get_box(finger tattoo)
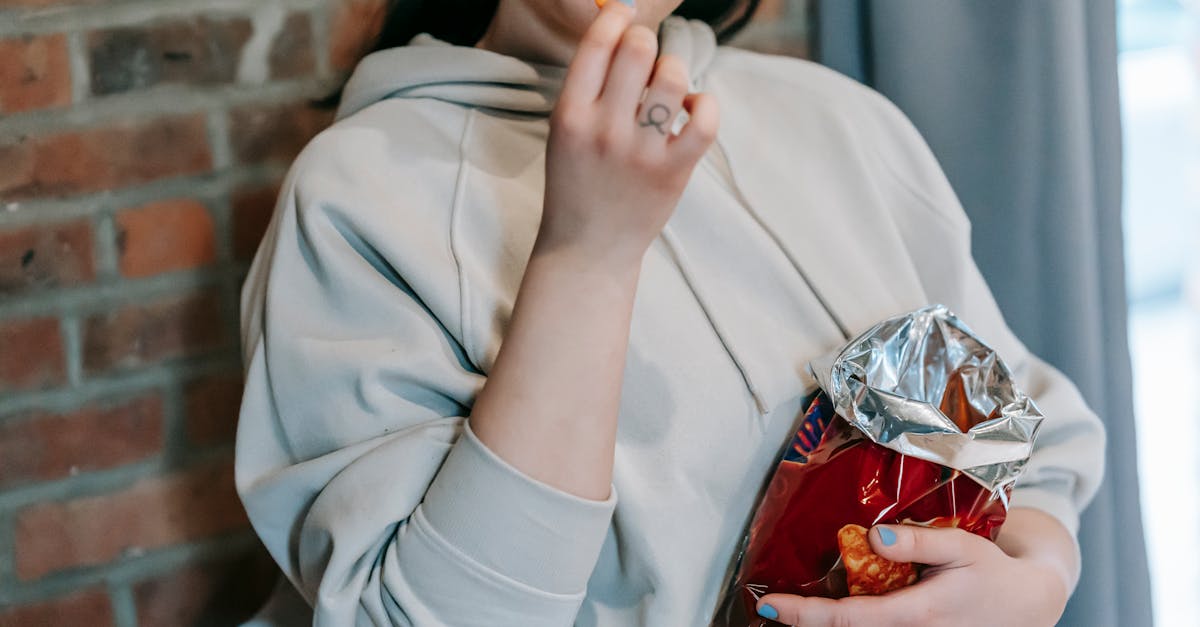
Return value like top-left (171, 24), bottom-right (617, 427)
top-left (638, 103), bottom-right (672, 135)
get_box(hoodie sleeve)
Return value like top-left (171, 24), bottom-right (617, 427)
top-left (234, 129), bottom-right (615, 627)
top-left (855, 91), bottom-right (1107, 541)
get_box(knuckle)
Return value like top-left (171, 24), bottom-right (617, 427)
top-left (576, 36), bottom-right (609, 60)
top-left (941, 527), bottom-right (973, 553)
top-left (594, 127), bottom-right (626, 155)
top-left (578, 34), bottom-right (606, 53)
top-left (692, 117), bottom-right (718, 142)
top-left (654, 56), bottom-right (690, 92)
top-left (658, 73), bottom-right (690, 96)
top-left (550, 105), bottom-right (588, 137)
top-left (664, 164), bottom-right (691, 186)
top-left (581, 20), bottom-right (621, 50)
top-left (620, 26), bottom-right (659, 60)
top-left (908, 531), bottom-right (934, 557)
top-left (629, 149), bottom-right (658, 170)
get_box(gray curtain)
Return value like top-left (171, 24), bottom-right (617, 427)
top-left (814, 1), bottom-right (1153, 626)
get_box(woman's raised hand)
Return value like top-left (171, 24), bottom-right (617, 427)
top-left (536, 1), bottom-right (720, 268)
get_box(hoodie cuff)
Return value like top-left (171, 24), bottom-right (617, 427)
top-left (415, 422), bottom-right (617, 595)
top-left (1009, 485), bottom-right (1081, 538)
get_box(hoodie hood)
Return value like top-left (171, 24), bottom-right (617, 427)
top-left (334, 15), bottom-right (780, 415)
top-left (336, 16), bottom-right (718, 121)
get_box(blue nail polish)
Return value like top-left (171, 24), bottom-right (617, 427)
top-left (620, 0), bottom-right (635, 6)
top-left (877, 526), bottom-right (897, 546)
top-left (757, 604), bottom-right (779, 620)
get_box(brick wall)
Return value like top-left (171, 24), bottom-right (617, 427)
top-left (0, 0), bottom-right (809, 624)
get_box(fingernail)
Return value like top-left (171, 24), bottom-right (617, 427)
top-left (620, 0), bottom-right (636, 6)
top-left (757, 604), bottom-right (779, 620)
top-left (877, 526), bottom-right (897, 546)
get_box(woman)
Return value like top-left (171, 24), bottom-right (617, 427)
top-left (236, 1), bottom-right (1106, 625)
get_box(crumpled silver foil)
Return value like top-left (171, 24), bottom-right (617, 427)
top-left (810, 304), bottom-right (1043, 493)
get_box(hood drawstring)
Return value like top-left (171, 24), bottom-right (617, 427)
top-left (659, 227), bottom-right (772, 416)
top-left (657, 139), bottom-right (854, 420)
top-left (707, 140), bottom-right (853, 342)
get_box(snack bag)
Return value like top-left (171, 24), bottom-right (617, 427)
top-left (715, 305), bottom-right (1043, 625)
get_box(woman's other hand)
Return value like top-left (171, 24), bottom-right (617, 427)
top-left (538, 0), bottom-right (720, 268)
top-left (755, 508), bottom-right (1078, 626)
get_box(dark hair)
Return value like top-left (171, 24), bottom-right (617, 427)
top-left (319, 0), bottom-right (761, 107)
top-left (373, 0), bottom-right (762, 50)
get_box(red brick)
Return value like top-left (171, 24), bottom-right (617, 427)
top-left (0, 317), bottom-right (65, 393)
top-left (0, 34), bottom-right (71, 114)
top-left (270, 13), bottom-right (316, 80)
top-left (115, 199), bottom-right (216, 278)
top-left (231, 182), bottom-right (280, 261)
top-left (14, 458), bottom-right (249, 581)
top-left (0, 114), bottom-right (212, 201)
top-left (87, 17), bottom-right (253, 96)
top-left (185, 373), bottom-right (243, 446)
top-left (0, 219), bottom-right (95, 294)
top-left (82, 290), bottom-right (226, 374)
top-left (329, 0), bottom-right (388, 71)
top-left (228, 102), bottom-right (332, 165)
top-left (0, 141), bottom-right (36, 199)
top-left (0, 394), bottom-right (164, 489)
top-left (134, 546), bottom-right (277, 627)
top-left (0, 587), bottom-right (114, 627)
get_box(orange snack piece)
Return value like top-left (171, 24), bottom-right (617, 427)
top-left (837, 524), bottom-right (918, 596)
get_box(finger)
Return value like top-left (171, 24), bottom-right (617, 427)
top-left (670, 92), bottom-right (719, 160)
top-left (756, 593), bottom-right (907, 627)
top-left (560, 1), bottom-right (637, 105)
top-left (598, 25), bottom-right (659, 115)
top-left (870, 524), bottom-right (989, 568)
top-left (635, 54), bottom-right (690, 138)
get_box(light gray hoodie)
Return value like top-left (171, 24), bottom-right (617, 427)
top-left (235, 16), bottom-right (1105, 627)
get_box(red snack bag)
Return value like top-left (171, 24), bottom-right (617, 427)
top-left (715, 305), bottom-right (1043, 625)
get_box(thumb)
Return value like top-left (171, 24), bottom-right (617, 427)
top-left (869, 524), bottom-right (985, 568)
top-left (754, 593), bottom-right (891, 627)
